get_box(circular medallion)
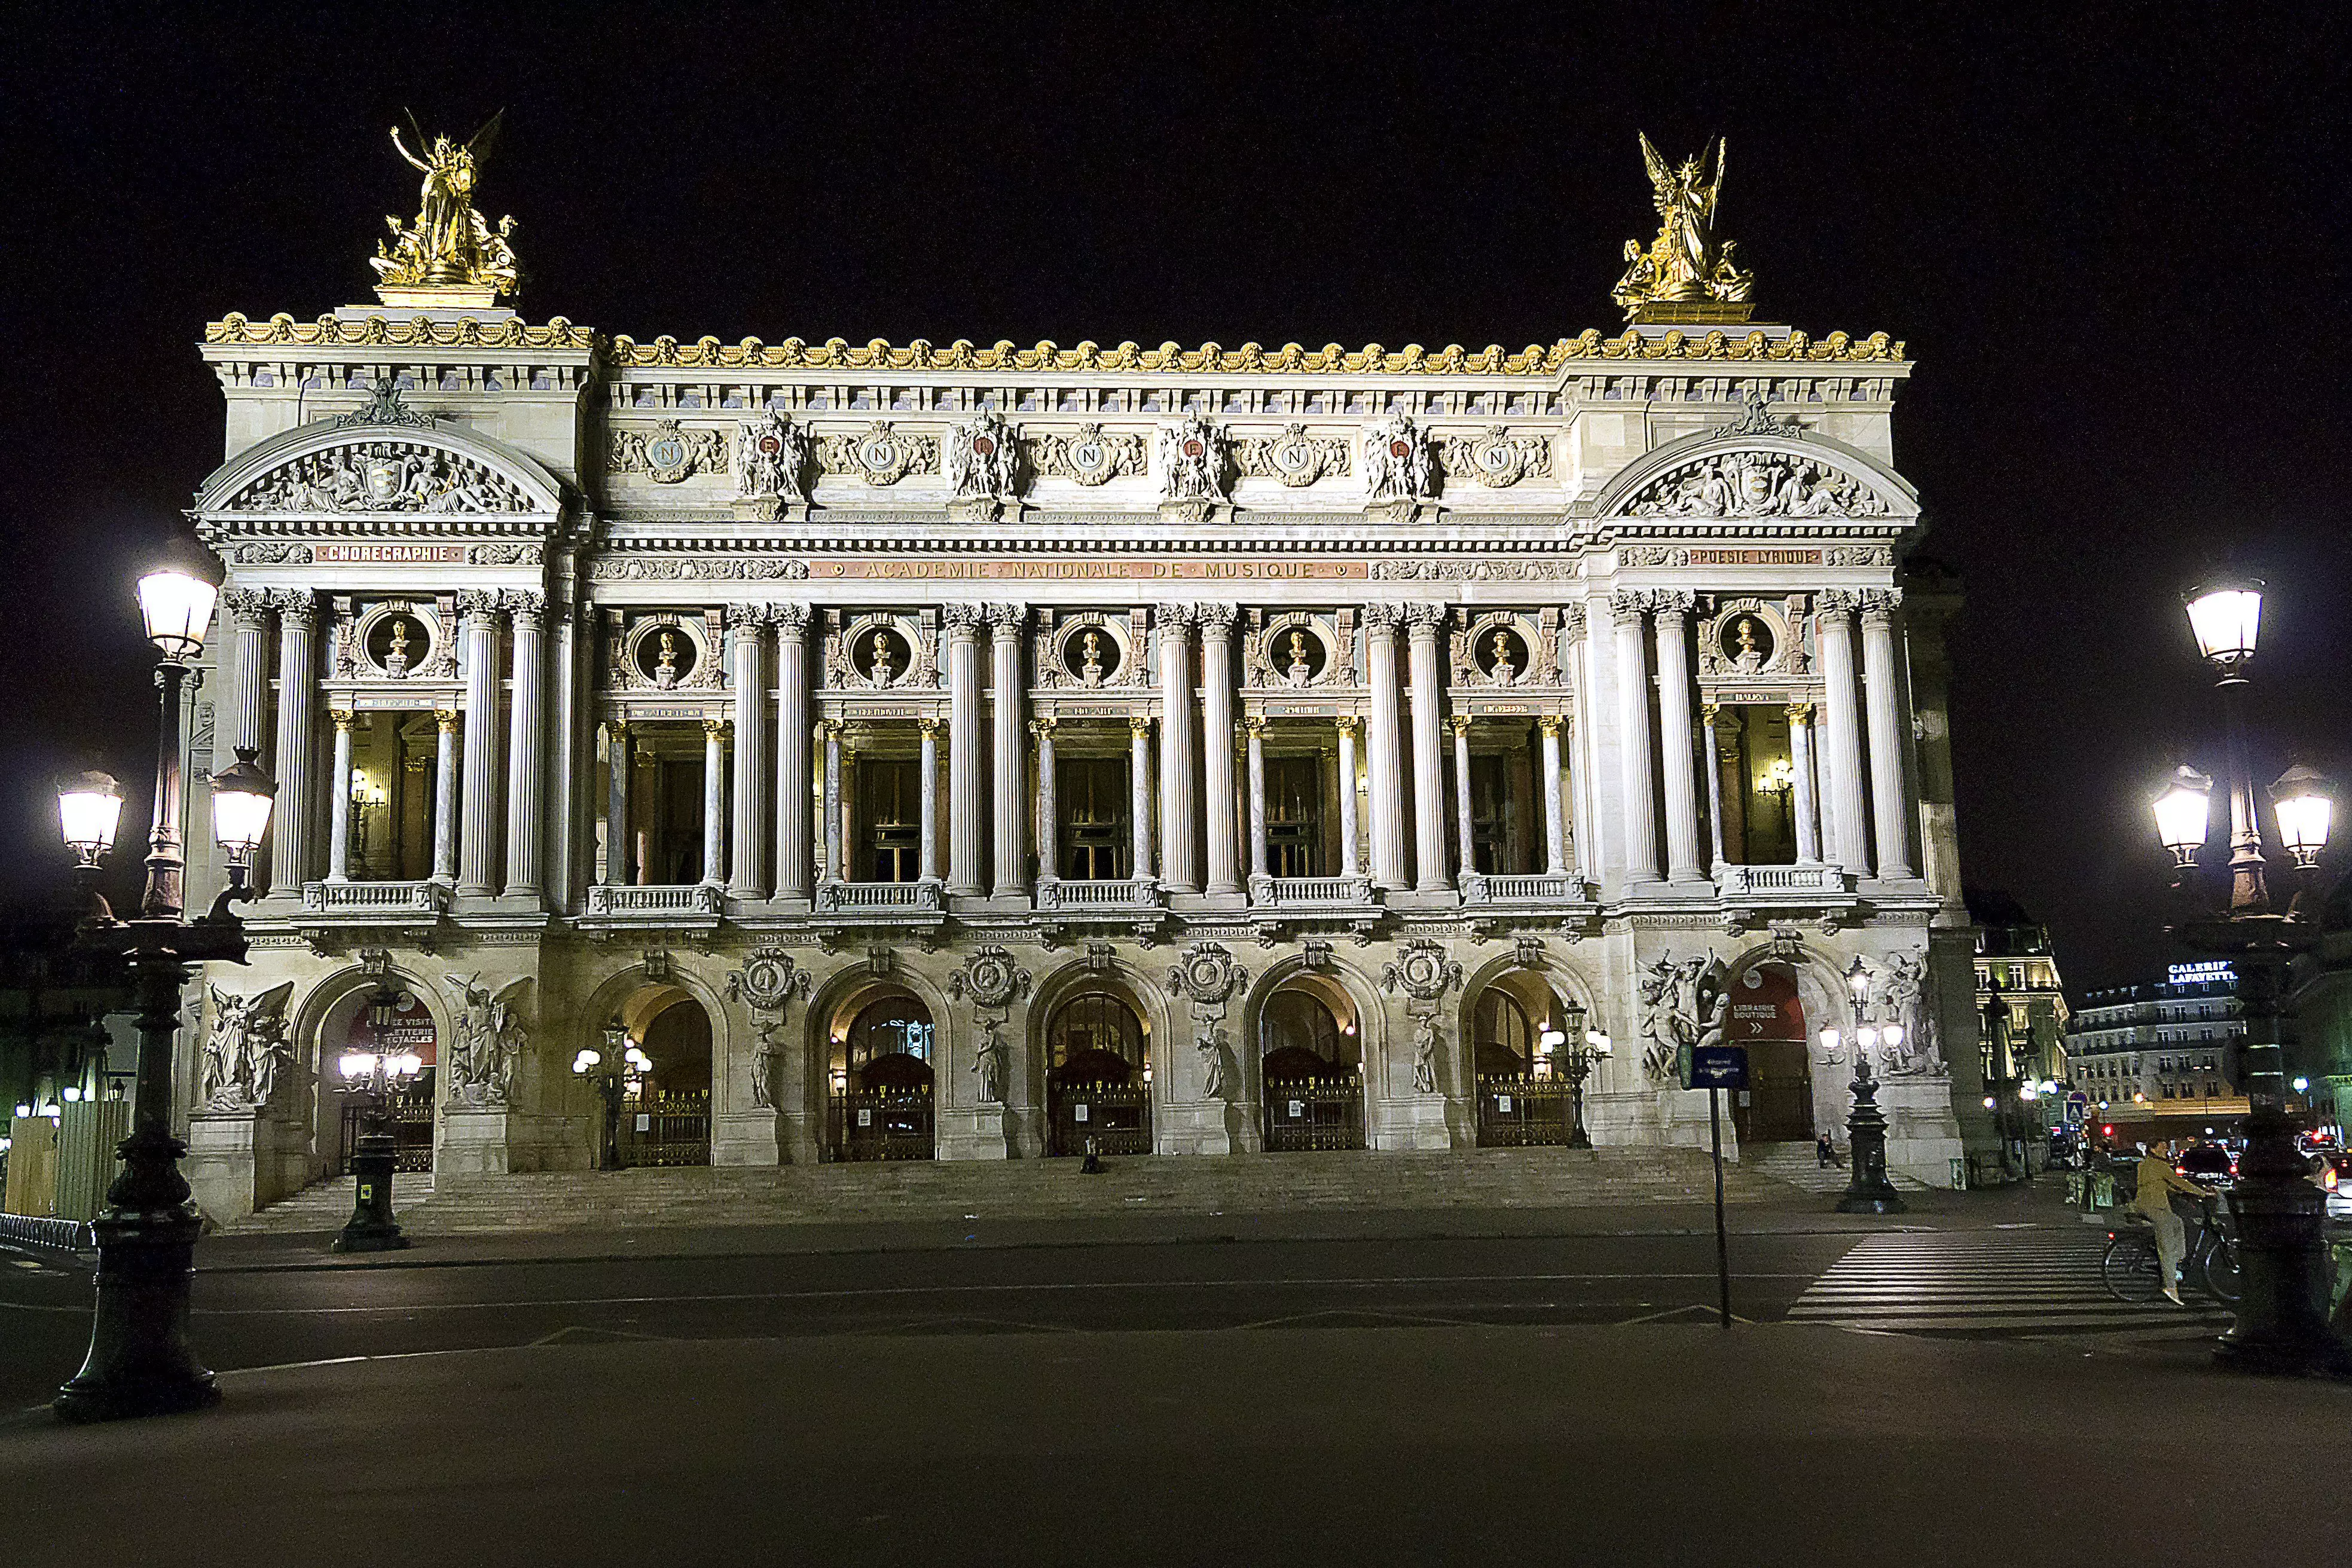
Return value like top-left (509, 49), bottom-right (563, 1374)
top-left (972, 435), bottom-right (997, 458)
top-left (1389, 439), bottom-right (1413, 460)
top-left (1183, 438), bottom-right (1205, 459)
top-left (861, 437), bottom-right (900, 472)
top-left (646, 435), bottom-right (688, 471)
top-left (758, 433), bottom-right (783, 456)
top-left (1275, 442), bottom-right (1315, 475)
top-left (1070, 439), bottom-right (1107, 473)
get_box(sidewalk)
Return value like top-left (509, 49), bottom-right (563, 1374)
top-left (4, 1316), bottom-right (2343, 1567)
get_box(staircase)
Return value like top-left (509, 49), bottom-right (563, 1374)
top-left (221, 1148), bottom-right (1805, 1237)
top-left (1742, 1141), bottom-right (1926, 1196)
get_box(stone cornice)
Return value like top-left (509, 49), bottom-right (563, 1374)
top-left (206, 313), bottom-right (596, 351)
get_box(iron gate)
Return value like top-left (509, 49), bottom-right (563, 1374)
top-left (1474, 1075), bottom-right (1578, 1147)
top-left (336, 1083), bottom-right (436, 1175)
top-left (616, 1089), bottom-right (711, 1167)
top-left (1262, 1071), bottom-right (1366, 1152)
top-left (826, 1085), bottom-right (934, 1161)
top-left (1047, 1083), bottom-right (1152, 1157)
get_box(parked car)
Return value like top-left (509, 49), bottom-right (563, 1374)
top-left (2320, 1151), bottom-right (2352, 1221)
top-left (2177, 1141), bottom-right (2236, 1184)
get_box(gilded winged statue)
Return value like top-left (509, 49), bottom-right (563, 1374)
top-left (1611, 133), bottom-right (1754, 318)
top-left (371, 111), bottom-right (520, 299)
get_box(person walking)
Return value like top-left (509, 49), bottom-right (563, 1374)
top-left (2133, 1141), bottom-right (2216, 1305)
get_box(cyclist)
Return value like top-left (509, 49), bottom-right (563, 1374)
top-left (2133, 1140), bottom-right (2217, 1305)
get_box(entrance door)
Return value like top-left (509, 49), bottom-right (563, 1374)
top-left (1046, 990), bottom-right (1152, 1155)
top-left (1727, 965), bottom-right (1813, 1144)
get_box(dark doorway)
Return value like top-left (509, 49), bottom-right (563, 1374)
top-left (1046, 989), bottom-right (1151, 1155)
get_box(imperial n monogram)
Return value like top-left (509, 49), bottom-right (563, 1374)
top-left (175, 128), bottom-right (1984, 1218)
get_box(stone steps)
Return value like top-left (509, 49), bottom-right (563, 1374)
top-left (1743, 1141), bottom-right (1927, 1196)
top-left (222, 1148), bottom-right (1800, 1236)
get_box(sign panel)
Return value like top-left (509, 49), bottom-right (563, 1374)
top-left (1689, 1044), bottom-right (1751, 1090)
top-left (811, 559), bottom-right (1370, 581)
top-left (343, 988), bottom-right (437, 1066)
top-left (1728, 966), bottom-right (1804, 1044)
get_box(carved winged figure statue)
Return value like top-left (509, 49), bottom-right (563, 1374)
top-left (201, 981), bottom-right (295, 1111)
top-left (373, 111), bottom-right (518, 298)
top-left (443, 972), bottom-right (530, 1106)
top-left (1611, 133), bottom-right (1754, 316)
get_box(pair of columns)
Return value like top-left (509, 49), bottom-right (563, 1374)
top-left (942, 603), bottom-right (1031, 897)
top-left (1361, 601), bottom-right (1455, 892)
top-left (1609, 588), bottom-right (1911, 885)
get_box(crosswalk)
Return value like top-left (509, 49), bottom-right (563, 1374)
top-left (1786, 1225), bottom-right (2234, 1338)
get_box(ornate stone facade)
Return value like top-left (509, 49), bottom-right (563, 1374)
top-left (172, 256), bottom-right (1981, 1222)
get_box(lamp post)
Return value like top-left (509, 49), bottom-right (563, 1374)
top-left (1545, 1004), bottom-right (1610, 1149)
top-left (572, 1020), bottom-right (650, 1171)
top-left (2152, 575), bottom-right (2346, 1376)
top-left (332, 983), bottom-right (421, 1254)
top-left (53, 568), bottom-right (277, 1423)
top-left (1828, 956), bottom-right (1905, 1214)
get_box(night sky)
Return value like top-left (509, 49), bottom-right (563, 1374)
top-left (2, 4), bottom-right (2345, 992)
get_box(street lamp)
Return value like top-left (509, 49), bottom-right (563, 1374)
top-left (573, 1020), bottom-right (652, 1170)
top-left (1544, 1001), bottom-right (1608, 1149)
top-left (2148, 573), bottom-right (2346, 1376)
top-left (53, 566), bottom-right (276, 1423)
top-left (1828, 966), bottom-right (1905, 1214)
top-left (331, 984), bottom-right (420, 1254)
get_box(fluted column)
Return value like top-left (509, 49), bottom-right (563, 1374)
top-left (1702, 704), bottom-right (1728, 872)
top-left (1538, 716), bottom-right (1567, 875)
top-left (821, 720), bottom-right (844, 882)
top-left (1609, 592), bottom-right (1661, 885)
top-left (326, 709), bottom-right (355, 882)
top-left (1787, 702), bottom-right (1822, 863)
top-left (503, 592), bottom-right (546, 898)
top-left (1244, 716), bottom-right (1269, 890)
top-left (1652, 591), bottom-right (1703, 883)
top-left (943, 604), bottom-right (986, 895)
top-left (1815, 591), bottom-right (1870, 874)
top-left (454, 592), bottom-right (503, 895)
top-left (1155, 604), bottom-right (1198, 892)
top-left (603, 719), bottom-right (633, 885)
top-left (727, 606), bottom-right (769, 897)
top-left (1565, 606), bottom-right (1599, 885)
top-left (266, 591), bottom-right (320, 892)
top-left (989, 602), bottom-right (1028, 898)
top-left (1860, 589), bottom-right (1915, 879)
top-left (1449, 715), bottom-right (1476, 885)
top-left (432, 707), bottom-right (460, 885)
top-left (1404, 603), bottom-right (1450, 892)
top-left (771, 604), bottom-right (813, 900)
top-left (219, 588), bottom-right (273, 766)
top-left (1129, 714), bottom-right (1156, 881)
top-left (1197, 603), bottom-right (1241, 895)
top-left (1363, 606), bottom-right (1408, 890)
top-left (918, 717), bottom-right (942, 883)
top-left (1033, 716), bottom-right (1059, 884)
top-left (701, 719), bottom-right (729, 884)
top-left (1335, 715), bottom-right (1362, 879)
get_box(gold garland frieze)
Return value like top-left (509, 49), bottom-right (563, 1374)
top-left (205, 312), bottom-right (595, 349)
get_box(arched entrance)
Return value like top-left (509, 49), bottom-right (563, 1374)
top-left (322, 980), bottom-right (437, 1176)
top-left (824, 989), bottom-right (936, 1160)
top-left (1044, 986), bottom-right (1153, 1156)
top-left (595, 984), bottom-right (714, 1167)
top-left (1258, 978), bottom-right (1364, 1151)
top-left (1469, 971), bottom-right (1589, 1147)
top-left (1726, 962), bottom-right (1813, 1145)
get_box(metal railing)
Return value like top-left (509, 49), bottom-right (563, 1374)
top-left (1047, 1083), bottom-right (1153, 1157)
top-left (0, 1214), bottom-right (91, 1252)
top-left (1474, 1075), bottom-right (1580, 1147)
top-left (616, 1090), bottom-right (712, 1167)
top-left (1263, 1071), bottom-right (1367, 1151)
top-left (826, 1086), bottom-right (934, 1161)
top-left (337, 1084), bottom-right (436, 1175)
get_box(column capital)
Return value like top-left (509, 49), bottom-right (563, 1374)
top-left (222, 586), bottom-right (274, 624)
top-left (941, 602), bottom-right (986, 635)
top-left (986, 601), bottom-right (1028, 635)
top-left (502, 588), bottom-right (546, 627)
top-left (702, 717), bottom-right (733, 741)
top-left (1402, 601), bottom-right (1447, 636)
top-left (268, 588), bottom-right (319, 628)
top-left (1335, 713), bottom-right (1361, 737)
top-left (436, 707), bottom-right (462, 733)
top-left (1152, 601), bottom-right (1196, 632)
top-left (1030, 715), bottom-right (1058, 738)
top-left (1650, 589), bottom-right (1696, 621)
top-left (1816, 588), bottom-right (1861, 618)
top-left (1562, 603), bottom-right (1589, 642)
top-left (723, 601), bottom-right (766, 634)
top-left (1536, 714), bottom-right (1562, 738)
top-left (1195, 601), bottom-right (1239, 635)
top-left (1606, 589), bottom-right (1649, 621)
top-left (1446, 713), bottom-right (1472, 738)
top-left (918, 715), bottom-right (944, 738)
top-left (1361, 601), bottom-right (1406, 633)
top-left (330, 707), bottom-right (356, 732)
top-left (457, 588), bottom-right (503, 621)
top-left (768, 601), bottom-right (812, 637)
top-left (604, 716), bottom-right (632, 739)
top-left (1858, 587), bottom-right (1904, 625)
top-left (1785, 700), bottom-right (1815, 722)
top-left (1129, 712), bottom-right (1155, 736)
top-left (1243, 714), bottom-right (1266, 737)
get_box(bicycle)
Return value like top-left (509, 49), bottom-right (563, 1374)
top-left (2101, 1196), bottom-right (2240, 1306)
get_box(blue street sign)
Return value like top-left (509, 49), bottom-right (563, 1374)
top-left (1690, 1044), bottom-right (1749, 1090)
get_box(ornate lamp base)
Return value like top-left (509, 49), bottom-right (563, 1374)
top-left (55, 1136), bottom-right (221, 1423)
top-left (332, 1132), bottom-right (411, 1254)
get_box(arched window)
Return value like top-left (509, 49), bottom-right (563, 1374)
top-left (1473, 989), bottom-right (1533, 1077)
top-left (1047, 991), bottom-right (1146, 1085)
top-left (1259, 988), bottom-right (1355, 1082)
top-left (843, 995), bottom-right (934, 1089)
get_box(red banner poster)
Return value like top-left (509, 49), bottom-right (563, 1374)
top-left (345, 989), bottom-right (438, 1066)
top-left (1727, 965), bottom-right (1805, 1044)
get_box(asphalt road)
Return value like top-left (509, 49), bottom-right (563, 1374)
top-left (1, 1227), bottom-right (1858, 1409)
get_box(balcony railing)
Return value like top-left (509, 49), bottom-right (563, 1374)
top-left (1715, 864), bottom-right (1847, 897)
top-left (585, 883), bottom-right (724, 916)
top-left (1038, 878), bottom-right (1159, 910)
top-left (815, 879), bottom-right (943, 913)
top-left (300, 879), bottom-right (448, 915)
top-left (1253, 875), bottom-right (1375, 907)
top-left (1461, 872), bottom-right (1580, 903)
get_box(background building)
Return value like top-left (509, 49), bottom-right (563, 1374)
top-left (2064, 961), bottom-right (2247, 1145)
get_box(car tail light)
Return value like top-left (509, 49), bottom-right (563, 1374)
top-left (2327, 1165), bottom-right (2340, 1192)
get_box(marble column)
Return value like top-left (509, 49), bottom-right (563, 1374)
top-left (1652, 591), bottom-right (1704, 883)
top-left (503, 592), bottom-right (546, 898)
top-left (1815, 591), bottom-right (1870, 875)
top-left (918, 717), bottom-right (942, 883)
top-left (1198, 603), bottom-right (1241, 896)
top-left (944, 604), bottom-right (985, 895)
top-left (1033, 716), bottom-right (1059, 884)
top-left (1129, 714), bottom-right (1156, 881)
top-left (267, 590), bottom-right (320, 892)
top-left (1335, 716), bottom-right (1362, 880)
top-left (1609, 592), bottom-right (1661, 885)
top-left (771, 604), bottom-right (813, 901)
top-left (821, 720), bottom-right (844, 882)
top-left (455, 592), bottom-right (503, 897)
top-left (432, 707), bottom-right (460, 885)
top-left (1538, 716), bottom-right (1568, 876)
top-left (702, 719), bottom-right (729, 884)
top-left (1702, 704), bottom-right (1728, 872)
top-left (1155, 604), bottom-right (1198, 893)
top-left (1449, 716), bottom-right (1476, 885)
top-left (219, 588), bottom-right (273, 763)
top-left (325, 709), bottom-right (355, 882)
top-left (1860, 589), bottom-right (1916, 879)
top-left (1787, 702), bottom-right (1822, 863)
top-left (1404, 602), bottom-right (1450, 892)
top-left (988, 603), bottom-right (1028, 898)
top-left (726, 607), bottom-right (768, 898)
top-left (1566, 606), bottom-right (1599, 885)
top-left (603, 719), bottom-right (632, 885)
top-left (1364, 605), bottom-right (1408, 891)
top-left (1244, 716), bottom-right (1268, 889)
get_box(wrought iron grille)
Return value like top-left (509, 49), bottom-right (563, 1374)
top-left (826, 1086), bottom-right (935, 1161)
top-left (1474, 1075), bottom-right (1579, 1147)
top-left (616, 1089), bottom-right (712, 1167)
top-left (1262, 1071), bottom-right (1366, 1151)
top-left (1047, 1083), bottom-right (1153, 1157)
top-left (335, 1083), bottom-right (437, 1174)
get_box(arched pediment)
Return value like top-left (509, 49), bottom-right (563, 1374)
top-left (1595, 422), bottom-right (1919, 523)
top-left (194, 412), bottom-right (566, 521)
